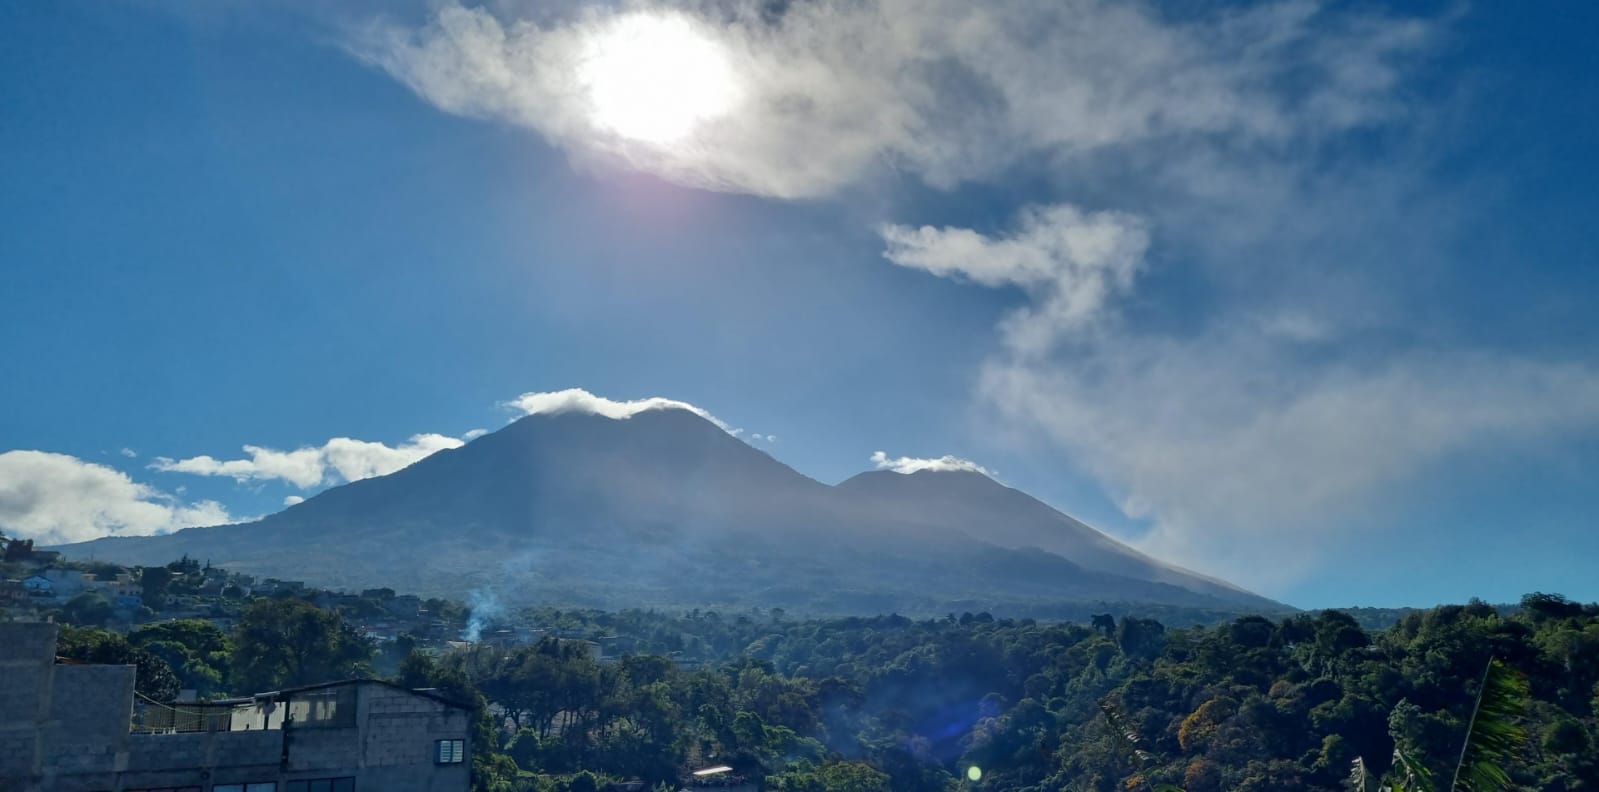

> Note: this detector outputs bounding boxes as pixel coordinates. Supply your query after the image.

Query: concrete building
[0,622,471,792]
[84,573,141,600]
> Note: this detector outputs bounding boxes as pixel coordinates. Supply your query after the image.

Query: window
[436,738,466,764]
[284,779,354,792]
[213,784,275,792]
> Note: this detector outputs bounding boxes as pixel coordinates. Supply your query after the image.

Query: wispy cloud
[870,451,990,476]
[980,342,1599,585]
[151,433,465,490]
[0,450,233,545]
[881,204,1148,355]
[886,199,1599,584]
[350,0,1435,199]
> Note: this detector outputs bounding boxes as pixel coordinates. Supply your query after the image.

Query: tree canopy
[230,598,374,692]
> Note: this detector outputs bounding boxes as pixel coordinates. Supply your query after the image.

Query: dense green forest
[55,593,1599,791]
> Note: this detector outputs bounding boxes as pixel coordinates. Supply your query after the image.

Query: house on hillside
[21,576,52,598]
[0,622,472,792]
[481,627,545,649]
[85,573,141,600]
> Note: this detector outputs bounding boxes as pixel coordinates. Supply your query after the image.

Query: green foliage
[131,619,232,697]
[1386,746,1435,792]
[230,598,374,692]
[59,591,115,627]
[139,566,174,608]
[768,760,892,791]
[1450,659,1528,792]
[167,555,201,575]
[56,626,181,701]
[20,567,1594,792]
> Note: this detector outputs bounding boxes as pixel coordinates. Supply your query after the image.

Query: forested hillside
[59,592,1599,791]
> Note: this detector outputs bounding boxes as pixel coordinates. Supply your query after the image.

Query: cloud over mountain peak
[871,451,991,476]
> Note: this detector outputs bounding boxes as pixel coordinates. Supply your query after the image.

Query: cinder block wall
[1,622,144,791]
[42,665,135,776]
[352,685,472,791]
[0,623,59,780]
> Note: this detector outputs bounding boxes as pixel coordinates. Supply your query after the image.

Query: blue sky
[2,0,1596,608]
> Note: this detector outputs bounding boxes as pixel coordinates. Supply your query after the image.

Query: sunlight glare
[579,13,739,145]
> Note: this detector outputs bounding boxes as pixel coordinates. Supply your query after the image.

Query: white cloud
[120,447,138,458]
[0,451,233,545]
[870,451,991,476]
[502,388,736,432]
[147,390,749,500]
[151,433,465,490]
[321,434,464,482]
[750,433,778,443]
[153,446,326,488]
[283,495,305,507]
[350,0,1435,199]
[881,204,1149,355]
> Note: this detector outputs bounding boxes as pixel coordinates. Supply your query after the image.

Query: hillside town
[0,537,639,671]
[1,533,749,792]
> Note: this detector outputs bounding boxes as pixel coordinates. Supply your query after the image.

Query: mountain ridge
[57,408,1285,617]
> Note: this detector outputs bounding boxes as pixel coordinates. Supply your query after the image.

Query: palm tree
[1448,657,1529,792]
[1355,657,1528,792]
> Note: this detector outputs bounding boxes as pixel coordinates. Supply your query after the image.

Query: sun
[578,13,740,145]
